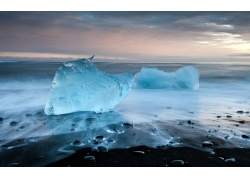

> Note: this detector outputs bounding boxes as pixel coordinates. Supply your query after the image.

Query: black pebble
[237,111,243,114]
[202,141,214,147]
[242,134,249,139]
[227,115,232,118]
[25,114,32,117]
[96,135,104,140]
[217,116,221,118]
[239,120,245,124]
[84,155,96,162]
[86,118,96,121]
[107,139,114,143]
[72,140,82,146]
[123,123,134,127]
[10,121,18,126]
[98,146,108,152]
[188,120,191,124]
[132,151,145,156]
[0,117,3,121]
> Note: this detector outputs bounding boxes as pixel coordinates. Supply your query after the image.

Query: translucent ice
[132,66,200,89]
[44,56,132,115]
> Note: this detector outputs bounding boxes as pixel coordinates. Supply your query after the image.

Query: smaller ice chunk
[132,66,200,89]
[44,56,132,115]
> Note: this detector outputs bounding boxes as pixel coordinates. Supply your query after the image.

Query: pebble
[72,140,82,146]
[98,146,108,152]
[202,141,214,147]
[107,139,114,143]
[188,120,191,124]
[217,157,224,160]
[171,160,184,166]
[242,134,249,139]
[123,123,134,127]
[96,135,104,140]
[132,151,145,156]
[225,158,235,163]
[239,120,245,124]
[216,116,221,118]
[0,117,3,121]
[237,111,243,114]
[226,115,232,118]
[84,155,96,162]
[245,111,249,114]
[10,121,18,126]
[25,114,32,117]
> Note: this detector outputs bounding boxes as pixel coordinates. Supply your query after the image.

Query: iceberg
[44,56,133,115]
[132,66,200,89]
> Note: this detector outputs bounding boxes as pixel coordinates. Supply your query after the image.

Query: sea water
[0,61,250,166]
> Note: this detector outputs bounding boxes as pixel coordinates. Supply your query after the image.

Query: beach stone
[98,146,108,152]
[216,116,221,118]
[245,111,249,114]
[132,151,145,156]
[84,155,96,162]
[25,114,32,117]
[188,120,191,124]
[225,158,235,163]
[242,134,249,139]
[10,121,18,126]
[202,141,214,147]
[237,111,243,114]
[239,120,245,124]
[0,117,3,121]
[171,160,184,166]
[226,115,232,118]
[123,123,134,127]
[96,135,104,140]
[107,139,114,143]
[72,140,82,146]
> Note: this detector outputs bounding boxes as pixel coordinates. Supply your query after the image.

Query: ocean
[0,60,250,166]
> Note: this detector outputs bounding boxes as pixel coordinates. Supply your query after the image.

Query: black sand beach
[47,146,250,167]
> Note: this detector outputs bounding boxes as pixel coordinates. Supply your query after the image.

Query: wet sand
[47,145,250,167]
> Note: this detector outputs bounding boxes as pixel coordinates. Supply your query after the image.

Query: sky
[0,11,250,62]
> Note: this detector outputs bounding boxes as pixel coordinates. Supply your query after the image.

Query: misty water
[0,61,250,166]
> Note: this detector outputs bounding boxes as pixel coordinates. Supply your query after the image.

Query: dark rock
[226,115,232,118]
[107,139,114,143]
[202,141,214,147]
[96,135,104,140]
[72,140,82,146]
[10,121,18,126]
[123,123,134,127]
[132,151,145,156]
[25,114,32,117]
[0,117,3,121]
[236,124,239,127]
[70,128,75,131]
[171,160,184,166]
[225,158,235,163]
[84,155,96,162]
[239,120,245,124]
[216,116,221,118]
[242,134,249,139]
[237,111,243,114]
[98,146,108,152]
[93,140,99,145]
[245,111,249,114]
[188,120,191,124]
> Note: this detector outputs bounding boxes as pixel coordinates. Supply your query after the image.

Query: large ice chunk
[44,56,132,115]
[132,66,200,89]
